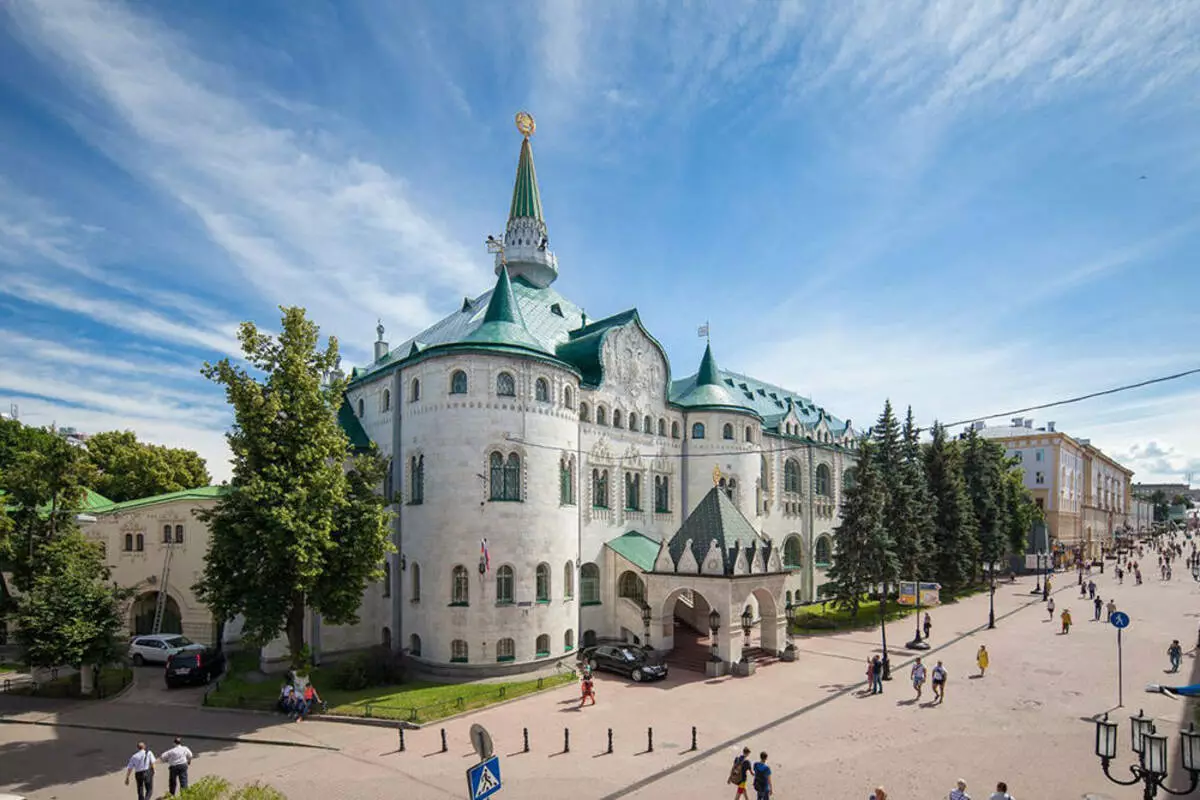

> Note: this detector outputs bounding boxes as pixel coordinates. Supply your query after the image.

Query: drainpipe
[392,369,404,655]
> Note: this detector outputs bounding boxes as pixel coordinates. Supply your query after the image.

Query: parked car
[165,647,226,688]
[128,634,204,666]
[580,644,668,682]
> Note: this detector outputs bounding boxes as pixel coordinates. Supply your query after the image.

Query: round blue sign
[1110,611,1130,629]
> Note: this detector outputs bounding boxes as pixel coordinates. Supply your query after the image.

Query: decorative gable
[701,539,724,576]
[677,540,700,574]
[600,321,668,402]
[766,546,783,572]
[750,543,766,574]
[731,542,749,575]
[654,542,675,573]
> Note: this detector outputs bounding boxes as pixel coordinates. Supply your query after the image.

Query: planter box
[704,660,725,678]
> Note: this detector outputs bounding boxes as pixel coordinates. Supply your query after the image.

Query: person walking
[871,655,884,695]
[1093,595,1103,621]
[976,645,990,678]
[1106,599,1117,623]
[1088,580,1096,599]
[1060,608,1072,634]
[579,672,596,707]
[1047,597,1055,620]
[931,660,947,704]
[911,657,927,701]
[989,780,1015,799]
[161,737,193,796]
[869,787,888,800]
[923,612,932,641]
[728,747,752,798]
[752,752,773,800]
[1169,640,1184,673]
[949,778,971,800]
[124,741,156,800]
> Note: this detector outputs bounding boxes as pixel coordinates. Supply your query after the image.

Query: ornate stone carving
[602,324,666,400]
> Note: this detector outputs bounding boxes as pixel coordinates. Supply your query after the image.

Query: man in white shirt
[124,741,155,800]
[988,780,1014,799]
[911,658,927,701]
[161,736,194,795]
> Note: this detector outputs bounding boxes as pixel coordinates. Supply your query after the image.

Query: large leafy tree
[962,428,1008,580]
[85,430,211,503]
[194,307,392,668]
[827,439,888,618]
[1150,490,1170,522]
[925,424,979,591]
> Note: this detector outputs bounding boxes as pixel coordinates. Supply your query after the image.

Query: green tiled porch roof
[663,486,772,575]
[605,530,661,572]
[509,137,545,222]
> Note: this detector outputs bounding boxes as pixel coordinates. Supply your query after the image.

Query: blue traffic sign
[1110,611,1130,629]
[467,755,502,799]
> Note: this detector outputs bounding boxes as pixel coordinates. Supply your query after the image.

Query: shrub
[325,646,406,691]
[792,612,838,630]
[180,776,286,799]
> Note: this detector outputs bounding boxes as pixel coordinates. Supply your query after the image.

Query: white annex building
[328,113,860,677]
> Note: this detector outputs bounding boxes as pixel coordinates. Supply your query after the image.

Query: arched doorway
[130,591,182,636]
[658,587,717,673]
[746,587,782,653]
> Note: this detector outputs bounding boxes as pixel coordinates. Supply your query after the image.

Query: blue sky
[1,0,1199,485]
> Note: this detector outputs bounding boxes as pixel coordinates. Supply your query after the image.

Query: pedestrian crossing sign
[467,755,502,799]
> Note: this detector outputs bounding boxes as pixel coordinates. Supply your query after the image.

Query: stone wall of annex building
[394,352,581,672]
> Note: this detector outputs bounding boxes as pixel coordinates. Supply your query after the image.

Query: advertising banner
[897,581,940,606]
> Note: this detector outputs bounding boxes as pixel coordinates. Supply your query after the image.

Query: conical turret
[465,264,547,352]
[696,341,721,386]
[496,111,558,288]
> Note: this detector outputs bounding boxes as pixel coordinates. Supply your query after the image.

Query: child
[977,645,989,677]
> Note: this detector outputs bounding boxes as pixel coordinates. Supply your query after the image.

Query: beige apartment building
[978,418,1133,563]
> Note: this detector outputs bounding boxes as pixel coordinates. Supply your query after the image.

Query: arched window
[496,372,516,397]
[580,563,600,604]
[745,425,753,442]
[563,561,574,599]
[692,422,705,439]
[409,633,422,657]
[643,416,652,434]
[162,524,172,543]
[654,475,670,513]
[450,639,468,663]
[784,459,801,493]
[496,565,514,604]
[410,455,424,504]
[489,452,521,501]
[671,421,681,439]
[843,468,857,491]
[563,386,574,408]
[451,565,469,605]
[624,472,641,511]
[815,536,832,566]
[560,457,575,505]
[536,563,551,602]
[496,638,515,662]
[613,409,623,429]
[592,468,609,508]
[597,406,608,426]
[535,377,550,402]
[579,402,590,422]
[629,412,639,432]
[564,629,575,651]
[722,423,734,440]
[135,533,144,552]
[383,561,391,598]
[382,388,391,411]
[411,562,421,602]
[618,571,645,603]
[450,370,468,394]
[410,378,420,402]
[783,535,803,568]
[382,626,392,649]
[583,629,598,648]
[357,398,365,417]
[535,634,550,657]
[175,525,184,543]
[815,463,831,496]
[658,418,666,436]
[124,533,133,551]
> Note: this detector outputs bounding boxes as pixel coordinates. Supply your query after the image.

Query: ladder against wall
[151,544,175,635]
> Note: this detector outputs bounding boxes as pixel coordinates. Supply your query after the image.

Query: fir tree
[827,440,888,618]
[898,407,936,641]
[962,428,1009,580]
[924,423,979,591]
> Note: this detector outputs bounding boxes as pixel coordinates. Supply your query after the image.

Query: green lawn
[792,586,988,634]
[205,667,575,724]
[0,663,22,674]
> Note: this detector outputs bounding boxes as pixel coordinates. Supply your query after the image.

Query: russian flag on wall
[480,538,490,572]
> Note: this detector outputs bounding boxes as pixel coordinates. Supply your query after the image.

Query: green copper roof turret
[509,136,545,223]
[696,341,720,386]
[464,264,547,352]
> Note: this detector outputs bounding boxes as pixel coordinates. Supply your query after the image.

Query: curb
[0,717,340,751]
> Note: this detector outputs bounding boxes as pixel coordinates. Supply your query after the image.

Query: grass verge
[6,666,131,698]
[792,585,990,634]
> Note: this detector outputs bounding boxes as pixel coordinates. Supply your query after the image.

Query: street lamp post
[987,563,997,629]
[708,610,721,663]
[741,606,753,646]
[641,604,652,650]
[1094,712,1200,799]
[1033,550,1044,595]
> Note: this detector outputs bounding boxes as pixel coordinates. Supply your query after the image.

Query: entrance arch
[130,591,182,636]
[747,587,783,653]
[656,587,718,672]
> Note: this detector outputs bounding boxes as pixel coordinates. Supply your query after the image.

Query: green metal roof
[463,265,547,352]
[82,489,114,511]
[93,485,227,514]
[669,342,758,414]
[672,365,852,435]
[509,136,544,223]
[338,397,373,451]
[664,486,773,575]
[605,530,661,572]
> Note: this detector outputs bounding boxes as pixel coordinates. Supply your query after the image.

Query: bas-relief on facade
[317,115,860,675]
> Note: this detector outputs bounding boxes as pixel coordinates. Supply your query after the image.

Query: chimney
[373,320,389,362]
[1047,421,1056,432]
[974,420,986,431]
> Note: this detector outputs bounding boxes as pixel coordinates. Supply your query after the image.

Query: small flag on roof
[697,322,709,338]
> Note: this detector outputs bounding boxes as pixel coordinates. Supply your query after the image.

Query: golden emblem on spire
[712,465,722,486]
[515,111,536,138]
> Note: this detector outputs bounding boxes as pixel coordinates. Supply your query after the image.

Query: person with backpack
[751,752,773,800]
[727,747,752,798]
[931,660,947,704]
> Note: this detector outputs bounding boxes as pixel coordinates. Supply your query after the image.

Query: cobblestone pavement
[2,564,1197,799]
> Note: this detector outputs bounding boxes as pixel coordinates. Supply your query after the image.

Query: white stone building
[325,115,859,676]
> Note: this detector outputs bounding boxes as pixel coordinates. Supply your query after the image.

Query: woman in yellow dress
[1061,608,1072,634]
[976,645,989,677]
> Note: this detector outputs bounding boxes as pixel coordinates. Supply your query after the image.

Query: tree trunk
[286,593,307,670]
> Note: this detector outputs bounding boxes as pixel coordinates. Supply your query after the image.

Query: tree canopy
[924,423,979,592]
[826,439,887,618]
[85,430,210,503]
[194,307,392,668]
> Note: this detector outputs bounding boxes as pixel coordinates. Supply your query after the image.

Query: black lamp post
[708,609,721,663]
[1094,711,1200,798]
[641,603,652,648]
[987,563,997,629]
[784,599,796,655]
[1033,550,1044,595]
[741,606,753,645]
[1190,561,1199,584]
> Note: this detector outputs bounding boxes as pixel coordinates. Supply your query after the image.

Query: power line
[504,365,1200,463]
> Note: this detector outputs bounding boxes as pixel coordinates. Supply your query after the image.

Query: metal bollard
[690,726,697,751]
[440,728,448,753]
[606,728,613,755]
[564,727,570,753]
[523,727,530,753]
[398,726,405,752]
[647,726,654,753]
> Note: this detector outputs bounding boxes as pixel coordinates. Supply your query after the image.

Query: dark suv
[165,647,226,688]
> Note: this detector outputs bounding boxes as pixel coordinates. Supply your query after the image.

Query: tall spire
[494,111,558,288]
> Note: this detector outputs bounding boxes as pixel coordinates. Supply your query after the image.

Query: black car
[165,647,226,688]
[581,645,668,682]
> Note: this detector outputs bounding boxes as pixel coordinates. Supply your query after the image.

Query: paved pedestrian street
[2,568,1197,799]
